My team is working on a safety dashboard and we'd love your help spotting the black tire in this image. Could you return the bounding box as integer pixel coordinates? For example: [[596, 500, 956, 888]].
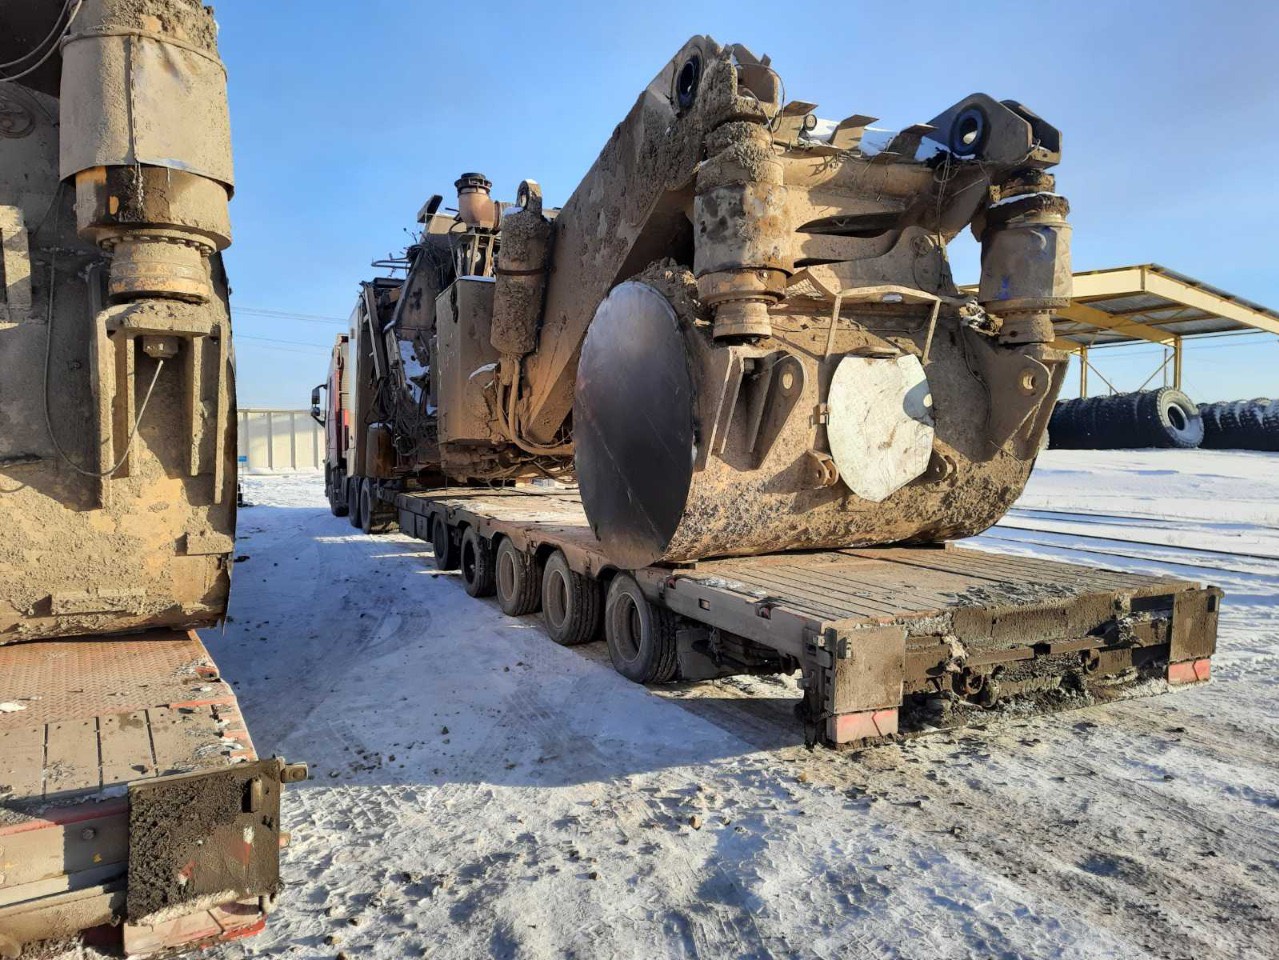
[[1138, 388, 1202, 448], [1048, 395, 1100, 450], [359, 479, 375, 535], [1257, 400, 1279, 451], [495, 537, 541, 616], [327, 467, 349, 517], [540, 550, 601, 646], [1221, 399, 1247, 446], [460, 527, 495, 598], [604, 573, 679, 683], [360, 478, 395, 535], [347, 477, 363, 529], [1241, 399, 1279, 451], [1047, 400, 1073, 449], [1049, 390, 1202, 449], [1200, 401, 1230, 449], [1203, 398, 1279, 451], [432, 515, 459, 571]]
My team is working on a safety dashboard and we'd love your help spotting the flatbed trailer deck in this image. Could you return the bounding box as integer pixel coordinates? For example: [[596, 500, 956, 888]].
[[385, 486, 1221, 747], [0, 631, 304, 957]]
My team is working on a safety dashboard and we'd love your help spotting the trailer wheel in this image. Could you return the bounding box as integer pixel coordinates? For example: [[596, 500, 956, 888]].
[[605, 574, 679, 683], [460, 528, 496, 598], [495, 537, 541, 616], [327, 467, 349, 517], [360, 479, 395, 535], [432, 515, 459, 571], [541, 550, 601, 646], [347, 478, 363, 529]]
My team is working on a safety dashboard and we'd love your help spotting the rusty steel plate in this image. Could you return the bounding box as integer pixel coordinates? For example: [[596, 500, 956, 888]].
[[575, 282, 696, 568]]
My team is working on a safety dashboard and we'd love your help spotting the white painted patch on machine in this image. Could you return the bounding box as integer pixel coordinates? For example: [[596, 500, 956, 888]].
[[827, 354, 934, 503]]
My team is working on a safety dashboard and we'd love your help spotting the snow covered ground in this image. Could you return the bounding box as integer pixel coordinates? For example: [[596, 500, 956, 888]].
[[189, 450, 1276, 960]]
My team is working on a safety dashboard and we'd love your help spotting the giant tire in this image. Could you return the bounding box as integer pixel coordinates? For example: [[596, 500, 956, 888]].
[[1201, 398, 1279, 451], [460, 528, 496, 598], [495, 538, 541, 616], [1258, 399, 1279, 451], [604, 573, 679, 684], [1048, 390, 1202, 449], [1137, 388, 1203, 448], [540, 550, 601, 646]]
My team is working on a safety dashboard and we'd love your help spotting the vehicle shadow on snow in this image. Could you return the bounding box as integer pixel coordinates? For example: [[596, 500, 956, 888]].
[[208, 502, 811, 792]]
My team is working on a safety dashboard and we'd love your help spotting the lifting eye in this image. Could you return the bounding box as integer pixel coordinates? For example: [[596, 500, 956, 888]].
[[950, 106, 988, 158], [676, 56, 701, 110]]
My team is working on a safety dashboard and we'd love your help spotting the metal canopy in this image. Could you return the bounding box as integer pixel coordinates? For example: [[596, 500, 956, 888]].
[[963, 264, 1278, 396], [1052, 264, 1279, 348]]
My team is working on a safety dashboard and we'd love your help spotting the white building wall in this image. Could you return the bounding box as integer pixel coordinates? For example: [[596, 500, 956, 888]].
[[237, 409, 323, 473]]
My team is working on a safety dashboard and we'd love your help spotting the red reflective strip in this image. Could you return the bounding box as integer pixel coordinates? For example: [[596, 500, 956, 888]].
[[0, 798, 129, 836], [221, 918, 267, 943], [1168, 659, 1211, 685], [832, 708, 898, 744]]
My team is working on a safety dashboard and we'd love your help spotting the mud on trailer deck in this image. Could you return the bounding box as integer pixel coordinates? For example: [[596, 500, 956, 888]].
[[356, 485, 1222, 748], [0, 632, 307, 957]]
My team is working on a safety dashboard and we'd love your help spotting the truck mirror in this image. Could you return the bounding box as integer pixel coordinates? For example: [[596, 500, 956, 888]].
[[310, 383, 326, 426]]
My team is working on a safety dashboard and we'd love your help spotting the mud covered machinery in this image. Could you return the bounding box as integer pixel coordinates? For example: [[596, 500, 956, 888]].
[[1, 2, 301, 955], [323, 43, 1218, 748], [322, 36, 1073, 567]]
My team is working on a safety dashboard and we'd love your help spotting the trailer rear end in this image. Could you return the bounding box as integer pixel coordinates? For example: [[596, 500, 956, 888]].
[[378, 485, 1218, 748], [0, 633, 305, 957]]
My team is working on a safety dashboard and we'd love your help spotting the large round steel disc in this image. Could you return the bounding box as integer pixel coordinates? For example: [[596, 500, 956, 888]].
[[575, 282, 695, 569], [826, 354, 935, 503]]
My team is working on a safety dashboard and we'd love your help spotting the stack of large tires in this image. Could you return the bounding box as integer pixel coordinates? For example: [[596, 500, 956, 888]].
[[1048, 388, 1204, 450], [1199, 399, 1279, 451]]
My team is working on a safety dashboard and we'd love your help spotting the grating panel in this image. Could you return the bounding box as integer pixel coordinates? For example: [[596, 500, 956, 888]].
[[0, 631, 257, 812], [0, 631, 224, 731]]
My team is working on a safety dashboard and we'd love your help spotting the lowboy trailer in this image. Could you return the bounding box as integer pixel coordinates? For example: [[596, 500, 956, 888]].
[[0, 632, 306, 957], [351, 482, 1221, 748], [313, 35, 1220, 748]]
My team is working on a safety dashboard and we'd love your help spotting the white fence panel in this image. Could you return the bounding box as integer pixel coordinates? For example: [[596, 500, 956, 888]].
[[238, 409, 323, 473]]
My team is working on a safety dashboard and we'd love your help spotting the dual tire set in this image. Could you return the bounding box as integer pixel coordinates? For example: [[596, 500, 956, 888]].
[[427, 513, 679, 684], [324, 468, 396, 534]]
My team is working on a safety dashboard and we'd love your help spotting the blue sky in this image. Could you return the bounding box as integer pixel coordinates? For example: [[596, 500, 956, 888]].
[[216, 0, 1278, 408]]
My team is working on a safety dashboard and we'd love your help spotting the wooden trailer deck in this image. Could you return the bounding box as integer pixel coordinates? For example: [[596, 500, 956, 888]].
[[393, 486, 1221, 747], [0, 630, 295, 956]]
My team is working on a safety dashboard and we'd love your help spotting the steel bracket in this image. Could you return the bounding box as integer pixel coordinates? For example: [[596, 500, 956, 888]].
[[122, 757, 301, 950]]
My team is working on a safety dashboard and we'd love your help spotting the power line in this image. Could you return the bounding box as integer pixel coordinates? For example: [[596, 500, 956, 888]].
[[238, 334, 331, 351], [1080, 339, 1277, 358], [232, 306, 348, 325]]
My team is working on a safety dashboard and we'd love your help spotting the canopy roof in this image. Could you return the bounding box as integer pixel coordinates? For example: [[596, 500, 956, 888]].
[[966, 264, 1279, 349]]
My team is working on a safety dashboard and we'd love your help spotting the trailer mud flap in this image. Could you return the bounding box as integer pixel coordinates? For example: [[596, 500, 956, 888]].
[[1167, 586, 1221, 684], [805, 624, 906, 747], [123, 759, 306, 955]]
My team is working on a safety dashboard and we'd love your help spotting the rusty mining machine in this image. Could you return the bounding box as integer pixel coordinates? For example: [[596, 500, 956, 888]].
[[322, 36, 1218, 746], [1, 1, 303, 955], [325, 36, 1073, 565]]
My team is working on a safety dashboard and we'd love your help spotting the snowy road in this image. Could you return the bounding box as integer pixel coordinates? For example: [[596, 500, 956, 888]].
[[197, 451, 1278, 960]]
